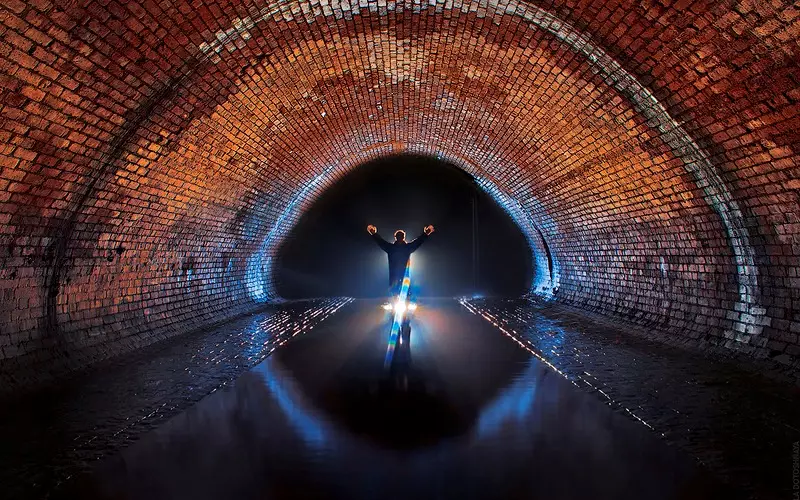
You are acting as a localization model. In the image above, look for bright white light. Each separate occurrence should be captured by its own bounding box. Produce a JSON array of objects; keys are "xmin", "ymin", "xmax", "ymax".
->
[
  {"xmin": 382, "ymin": 303, "xmax": 393, "ymax": 311},
  {"xmin": 394, "ymin": 300, "xmax": 406, "ymax": 314},
  {"xmin": 408, "ymin": 303, "xmax": 417, "ymax": 311}
]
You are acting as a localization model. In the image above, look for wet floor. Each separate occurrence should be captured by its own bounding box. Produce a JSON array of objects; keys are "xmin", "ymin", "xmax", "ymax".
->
[
  {"xmin": 462, "ymin": 298, "xmax": 800, "ymax": 499},
  {"xmin": 59, "ymin": 300, "xmax": 725, "ymax": 500},
  {"xmin": 1, "ymin": 298, "xmax": 796, "ymax": 499},
  {"xmin": 0, "ymin": 298, "xmax": 352, "ymax": 499}
]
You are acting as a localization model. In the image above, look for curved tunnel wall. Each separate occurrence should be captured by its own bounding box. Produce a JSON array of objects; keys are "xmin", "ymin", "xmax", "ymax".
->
[{"xmin": 0, "ymin": 0, "xmax": 798, "ymax": 386}]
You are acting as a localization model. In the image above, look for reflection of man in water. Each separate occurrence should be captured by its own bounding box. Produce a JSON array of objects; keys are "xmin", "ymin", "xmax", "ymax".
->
[{"xmin": 367, "ymin": 224, "xmax": 435, "ymax": 295}]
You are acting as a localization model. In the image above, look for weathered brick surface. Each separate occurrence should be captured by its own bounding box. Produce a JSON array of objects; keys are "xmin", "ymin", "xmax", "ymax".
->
[
  {"xmin": 462, "ymin": 298, "xmax": 800, "ymax": 497},
  {"xmin": 0, "ymin": 0, "xmax": 798, "ymax": 384}
]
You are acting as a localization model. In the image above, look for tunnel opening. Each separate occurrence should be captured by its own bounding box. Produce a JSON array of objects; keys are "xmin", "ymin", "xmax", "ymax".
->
[{"xmin": 273, "ymin": 154, "xmax": 533, "ymax": 300}]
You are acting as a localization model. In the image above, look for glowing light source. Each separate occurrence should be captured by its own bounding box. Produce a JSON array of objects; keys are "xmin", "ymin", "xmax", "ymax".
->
[
  {"xmin": 381, "ymin": 300, "xmax": 417, "ymax": 312},
  {"xmin": 384, "ymin": 259, "xmax": 413, "ymax": 369}
]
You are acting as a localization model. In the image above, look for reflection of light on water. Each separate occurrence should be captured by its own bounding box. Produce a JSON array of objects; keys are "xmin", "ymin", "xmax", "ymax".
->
[
  {"xmin": 239, "ymin": 298, "xmax": 353, "ymax": 363},
  {"xmin": 256, "ymin": 361, "xmax": 328, "ymax": 448},
  {"xmin": 460, "ymin": 299, "xmax": 569, "ymax": 380},
  {"xmin": 461, "ymin": 299, "xmax": 657, "ymax": 433},
  {"xmin": 247, "ymin": 298, "xmax": 353, "ymax": 449},
  {"xmin": 476, "ymin": 358, "xmax": 540, "ymax": 438},
  {"xmin": 384, "ymin": 260, "xmax": 413, "ymax": 369}
]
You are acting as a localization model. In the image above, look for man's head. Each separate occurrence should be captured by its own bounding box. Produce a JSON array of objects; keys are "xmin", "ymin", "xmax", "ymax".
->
[{"xmin": 394, "ymin": 230, "xmax": 406, "ymax": 242}]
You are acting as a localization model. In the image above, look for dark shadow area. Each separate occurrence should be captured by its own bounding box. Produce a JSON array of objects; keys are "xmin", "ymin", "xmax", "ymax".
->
[
  {"xmin": 267, "ymin": 300, "xmax": 532, "ymax": 451},
  {"xmin": 56, "ymin": 300, "xmax": 729, "ymax": 500},
  {"xmin": 316, "ymin": 322, "xmax": 471, "ymax": 451},
  {"xmin": 275, "ymin": 154, "xmax": 532, "ymax": 298},
  {"xmin": 0, "ymin": 299, "xmax": 352, "ymax": 500}
]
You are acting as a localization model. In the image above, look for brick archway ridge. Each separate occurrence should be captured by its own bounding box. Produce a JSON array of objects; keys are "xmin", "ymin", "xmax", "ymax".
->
[{"xmin": 1, "ymin": 0, "xmax": 798, "ymax": 385}]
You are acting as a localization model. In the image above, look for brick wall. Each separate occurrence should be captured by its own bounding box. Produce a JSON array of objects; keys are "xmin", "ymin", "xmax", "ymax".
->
[{"xmin": 0, "ymin": 0, "xmax": 798, "ymax": 388}]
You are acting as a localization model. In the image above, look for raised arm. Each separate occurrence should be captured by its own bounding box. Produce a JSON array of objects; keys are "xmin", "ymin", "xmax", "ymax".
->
[
  {"xmin": 408, "ymin": 225, "xmax": 435, "ymax": 252},
  {"xmin": 367, "ymin": 225, "xmax": 393, "ymax": 252}
]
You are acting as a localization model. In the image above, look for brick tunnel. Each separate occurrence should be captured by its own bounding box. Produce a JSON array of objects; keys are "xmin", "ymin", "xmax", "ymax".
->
[
  {"xmin": 1, "ymin": 1, "xmax": 799, "ymax": 498},
  {"xmin": 3, "ymin": 0, "xmax": 798, "ymax": 383}
]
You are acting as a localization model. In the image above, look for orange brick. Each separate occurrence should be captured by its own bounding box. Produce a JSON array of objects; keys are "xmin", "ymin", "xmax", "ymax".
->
[{"xmin": 0, "ymin": 0, "xmax": 797, "ymax": 385}]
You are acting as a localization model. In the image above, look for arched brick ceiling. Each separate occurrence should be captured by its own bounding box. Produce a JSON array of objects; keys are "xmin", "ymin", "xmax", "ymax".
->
[{"xmin": 1, "ymin": 0, "xmax": 798, "ymax": 382}]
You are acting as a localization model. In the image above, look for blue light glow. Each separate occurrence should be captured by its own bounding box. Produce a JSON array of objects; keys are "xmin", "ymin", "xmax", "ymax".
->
[
  {"xmin": 255, "ymin": 360, "xmax": 327, "ymax": 448},
  {"xmin": 246, "ymin": 170, "xmax": 332, "ymax": 302},
  {"xmin": 211, "ymin": 0, "xmax": 767, "ymax": 337},
  {"xmin": 384, "ymin": 259, "xmax": 412, "ymax": 369},
  {"xmin": 475, "ymin": 177, "xmax": 560, "ymax": 298},
  {"xmin": 476, "ymin": 358, "xmax": 540, "ymax": 438}
]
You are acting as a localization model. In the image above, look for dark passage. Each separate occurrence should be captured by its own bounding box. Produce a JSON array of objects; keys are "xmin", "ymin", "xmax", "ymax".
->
[
  {"xmin": 61, "ymin": 300, "xmax": 725, "ymax": 500},
  {"xmin": 275, "ymin": 155, "xmax": 532, "ymax": 298},
  {"xmin": 269, "ymin": 300, "xmax": 531, "ymax": 450}
]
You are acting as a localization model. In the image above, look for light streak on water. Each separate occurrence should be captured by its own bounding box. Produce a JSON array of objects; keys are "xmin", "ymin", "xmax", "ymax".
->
[
  {"xmin": 384, "ymin": 261, "xmax": 413, "ymax": 369},
  {"xmin": 476, "ymin": 357, "xmax": 541, "ymax": 438},
  {"xmin": 460, "ymin": 299, "xmax": 658, "ymax": 434},
  {"xmin": 256, "ymin": 361, "xmax": 328, "ymax": 448}
]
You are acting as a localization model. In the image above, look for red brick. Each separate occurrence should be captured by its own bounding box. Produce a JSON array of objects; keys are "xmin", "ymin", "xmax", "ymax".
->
[
  {"xmin": 3, "ymin": 30, "xmax": 33, "ymax": 52},
  {"xmin": 0, "ymin": 0, "xmax": 798, "ymax": 387},
  {"xmin": 19, "ymin": 85, "xmax": 45, "ymax": 102},
  {"xmin": 3, "ymin": 0, "xmax": 26, "ymax": 14}
]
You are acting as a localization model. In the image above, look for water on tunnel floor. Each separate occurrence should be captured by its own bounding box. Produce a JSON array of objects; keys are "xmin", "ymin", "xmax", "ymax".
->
[
  {"xmin": 3, "ymin": 298, "xmax": 796, "ymax": 499},
  {"xmin": 56, "ymin": 300, "xmax": 727, "ymax": 500},
  {"xmin": 0, "ymin": 299, "xmax": 353, "ymax": 499}
]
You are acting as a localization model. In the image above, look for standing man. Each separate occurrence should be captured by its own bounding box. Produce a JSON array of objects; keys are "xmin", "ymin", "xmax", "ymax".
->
[{"xmin": 367, "ymin": 224, "xmax": 435, "ymax": 295}]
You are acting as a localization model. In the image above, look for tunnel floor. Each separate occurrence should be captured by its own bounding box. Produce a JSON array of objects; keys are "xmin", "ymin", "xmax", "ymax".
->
[{"xmin": 1, "ymin": 299, "xmax": 797, "ymax": 499}]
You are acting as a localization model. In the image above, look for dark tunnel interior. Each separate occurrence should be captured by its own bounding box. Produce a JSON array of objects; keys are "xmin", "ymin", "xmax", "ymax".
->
[{"xmin": 275, "ymin": 154, "xmax": 533, "ymax": 299}]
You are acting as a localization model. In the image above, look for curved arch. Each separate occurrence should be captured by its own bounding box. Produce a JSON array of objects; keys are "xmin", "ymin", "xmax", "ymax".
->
[
  {"xmin": 218, "ymin": 0, "xmax": 762, "ymax": 339},
  {"xmin": 2, "ymin": 0, "xmax": 797, "ymax": 382}
]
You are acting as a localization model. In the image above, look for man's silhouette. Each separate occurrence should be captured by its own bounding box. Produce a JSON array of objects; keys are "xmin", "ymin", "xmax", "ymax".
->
[{"xmin": 368, "ymin": 224, "xmax": 434, "ymax": 295}]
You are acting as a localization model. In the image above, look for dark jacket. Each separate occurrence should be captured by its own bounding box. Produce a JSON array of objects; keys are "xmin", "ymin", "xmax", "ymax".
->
[{"xmin": 372, "ymin": 233, "xmax": 428, "ymax": 287}]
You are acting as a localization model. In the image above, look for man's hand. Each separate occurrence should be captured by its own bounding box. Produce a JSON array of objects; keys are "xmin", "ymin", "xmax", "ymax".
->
[
  {"xmin": 367, "ymin": 224, "xmax": 377, "ymax": 235},
  {"xmin": 424, "ymin": 225, "xmax": 435, "ymax": 235}
]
